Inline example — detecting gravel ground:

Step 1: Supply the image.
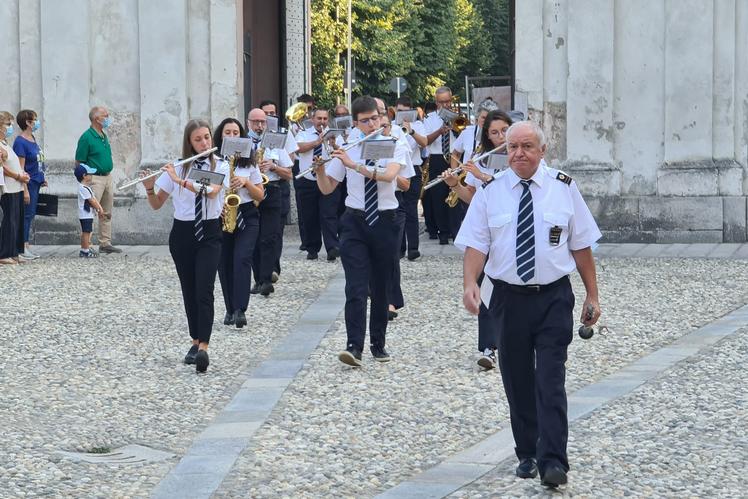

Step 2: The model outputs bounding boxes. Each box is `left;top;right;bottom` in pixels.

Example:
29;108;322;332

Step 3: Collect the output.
0;254;338;499
451;327;748;498
215;257;748;498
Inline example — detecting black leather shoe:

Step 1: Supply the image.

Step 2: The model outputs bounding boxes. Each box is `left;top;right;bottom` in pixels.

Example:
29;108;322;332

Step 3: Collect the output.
516;458;538;479
407;250;420;261
260;282;274;297
223;311;235;325
250;283;261;294
338;345;362;367
99;244;123;254
540;465;567;487
306;252;318;260
195;350;209;373
438;236;449;245
326;247;340;261
387;310;398;321
299;244;307;251
235;310;247;328
370;345;391;362
183;344;198;365
428;233;438;240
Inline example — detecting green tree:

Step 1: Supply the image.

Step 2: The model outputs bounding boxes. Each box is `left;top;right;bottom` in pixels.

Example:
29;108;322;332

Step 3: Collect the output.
311;0;348;109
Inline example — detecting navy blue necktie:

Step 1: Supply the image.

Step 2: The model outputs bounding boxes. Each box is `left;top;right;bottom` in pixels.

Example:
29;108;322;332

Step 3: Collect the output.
516;180;535;282
441;129;451;158
363;159;379;226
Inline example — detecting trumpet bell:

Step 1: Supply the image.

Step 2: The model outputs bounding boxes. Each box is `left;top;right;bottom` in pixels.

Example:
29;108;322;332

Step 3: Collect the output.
452;115;469;134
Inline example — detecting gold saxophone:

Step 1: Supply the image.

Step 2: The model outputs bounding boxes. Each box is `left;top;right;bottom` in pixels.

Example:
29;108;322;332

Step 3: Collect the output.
222;154;242;233
445;144;481;208
253;146;270;208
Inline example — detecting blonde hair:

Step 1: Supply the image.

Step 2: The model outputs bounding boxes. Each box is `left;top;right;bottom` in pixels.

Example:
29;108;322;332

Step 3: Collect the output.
0;111;13;139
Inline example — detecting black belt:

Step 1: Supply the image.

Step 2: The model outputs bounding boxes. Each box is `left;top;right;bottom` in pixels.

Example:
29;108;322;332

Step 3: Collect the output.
491;275;568;295
345;207;396;218
267;180;282;187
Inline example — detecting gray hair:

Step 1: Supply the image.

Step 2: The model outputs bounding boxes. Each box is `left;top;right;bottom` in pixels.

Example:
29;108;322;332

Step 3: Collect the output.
88;106;106;122
477;99;499;114
506;120;546;148
435;86;452;96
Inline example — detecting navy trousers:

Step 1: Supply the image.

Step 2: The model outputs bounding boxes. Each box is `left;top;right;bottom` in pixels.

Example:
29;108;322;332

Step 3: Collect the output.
400;165;421;254
219;204;259;314
252;184;282;284
488;276;575;475
425;154;450;238
339;209;399;350
296;177;340;254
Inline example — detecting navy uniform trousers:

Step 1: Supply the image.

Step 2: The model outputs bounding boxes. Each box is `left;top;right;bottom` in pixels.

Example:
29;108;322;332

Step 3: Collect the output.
476;271;499;352
219;204;260;314
388;192;407;309
488;275;575;475
400;165;421;254
339;208;399;350
252;183;282;285
170;218;222;344
291;160;307;248
425;154;450;239
296;177;340;255
276;178;291;275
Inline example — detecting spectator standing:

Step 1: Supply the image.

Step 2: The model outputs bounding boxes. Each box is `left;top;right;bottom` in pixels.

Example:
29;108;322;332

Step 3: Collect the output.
13;109;46;259
0;111;30;264
75;106;122;254
74;164;104;258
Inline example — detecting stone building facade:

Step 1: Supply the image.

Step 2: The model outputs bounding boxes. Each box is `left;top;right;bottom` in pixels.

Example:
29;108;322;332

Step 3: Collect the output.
0;0;308;244
516;0;748;242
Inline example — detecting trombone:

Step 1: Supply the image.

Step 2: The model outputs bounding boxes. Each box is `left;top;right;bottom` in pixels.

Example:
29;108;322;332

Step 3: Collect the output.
285;102;309;130
422;143;507;191
118;147;218;191
294;127;385;180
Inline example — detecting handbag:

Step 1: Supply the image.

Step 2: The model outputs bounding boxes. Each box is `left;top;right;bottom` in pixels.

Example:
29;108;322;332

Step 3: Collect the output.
36;191;58;217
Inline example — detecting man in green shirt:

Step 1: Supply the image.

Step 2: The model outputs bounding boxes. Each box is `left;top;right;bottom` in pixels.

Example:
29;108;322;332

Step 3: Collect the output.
75;106;121;253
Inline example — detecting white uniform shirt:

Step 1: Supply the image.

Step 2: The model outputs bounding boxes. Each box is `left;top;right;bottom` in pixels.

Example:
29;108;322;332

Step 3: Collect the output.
325;139;409;211
0;142;23;194
455;165;601;285
233;165;264;205
78;183;95;219
452;125;481;162
284;131;299;156
389;126;414;171
466;157;548;190
262;147;293;182
422;111;451;156
155;157;230;221
406;120;424;166
297;128;328;181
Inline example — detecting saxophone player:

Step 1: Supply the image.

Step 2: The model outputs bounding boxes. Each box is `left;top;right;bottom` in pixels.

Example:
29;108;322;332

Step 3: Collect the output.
214;118;265;328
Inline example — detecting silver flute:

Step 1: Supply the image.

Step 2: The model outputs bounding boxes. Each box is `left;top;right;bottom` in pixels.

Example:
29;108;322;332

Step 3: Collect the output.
294;127;385;180
118;147;218;190
422;143;507;191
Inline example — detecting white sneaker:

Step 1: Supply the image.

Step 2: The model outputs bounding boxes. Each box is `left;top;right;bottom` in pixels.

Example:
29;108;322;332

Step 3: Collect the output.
19;251;39;260
477;348;497;370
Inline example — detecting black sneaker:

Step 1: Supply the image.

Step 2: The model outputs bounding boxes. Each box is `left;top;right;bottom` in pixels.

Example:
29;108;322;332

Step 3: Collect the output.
235;310;247;328
183;344;198;365
407;250;421;261
540;465;567;487
438;236;449;245
326;247;340;261
370;345;391;362
516;458;538;479
250;283;261;294
477;348;497;370
428;233;438;240
338;346;362;367
387;310;398;321
195;350;210;373
223;311;235;325
306;252;318;260
259;282;274;297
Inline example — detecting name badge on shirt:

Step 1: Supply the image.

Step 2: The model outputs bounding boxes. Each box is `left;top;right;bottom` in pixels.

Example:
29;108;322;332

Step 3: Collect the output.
549;226;562;246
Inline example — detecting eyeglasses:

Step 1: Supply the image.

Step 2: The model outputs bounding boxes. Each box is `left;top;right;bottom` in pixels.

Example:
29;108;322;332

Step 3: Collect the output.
358;115;381;125
488;129;508;137
382;124;392;129
249;120;267;125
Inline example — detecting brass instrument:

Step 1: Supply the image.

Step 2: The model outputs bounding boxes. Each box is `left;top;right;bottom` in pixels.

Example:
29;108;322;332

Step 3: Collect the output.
419;160;429;200
423;143;507;191
253;146;270;207
445;170;468;208
222;154;242;233
295;127;385;180
285;102;309;130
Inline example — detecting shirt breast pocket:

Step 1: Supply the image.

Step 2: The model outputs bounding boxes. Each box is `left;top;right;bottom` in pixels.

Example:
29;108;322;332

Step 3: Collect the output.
543;212;570;248
488;213;512;240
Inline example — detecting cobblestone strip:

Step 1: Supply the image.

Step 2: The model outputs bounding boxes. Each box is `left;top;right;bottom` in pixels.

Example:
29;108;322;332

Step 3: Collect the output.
376;303;748;499
150;270;346;499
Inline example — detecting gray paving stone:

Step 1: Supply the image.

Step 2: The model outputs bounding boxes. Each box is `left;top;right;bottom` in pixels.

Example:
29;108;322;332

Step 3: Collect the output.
251;359;305;379
223;388;285;414
413;462;495;484
661;243;690;256
607;243;647;257
240;377;289;390
376;482;462;499
706;243;742;258
172;455;237;475
682;243;719;257
635;244;668;257
151;473;224;499
186;437;251;457
731;243;748;258
195;422;262;440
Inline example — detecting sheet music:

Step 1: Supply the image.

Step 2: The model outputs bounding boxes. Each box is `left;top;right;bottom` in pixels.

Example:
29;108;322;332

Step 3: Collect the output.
333;115;352;130
187;167;225;186
360;139;397;161
221;137;253;158
395;110;418;125
260;131;288;151
322;128;346;140
483;152;509;171
266;115;279;132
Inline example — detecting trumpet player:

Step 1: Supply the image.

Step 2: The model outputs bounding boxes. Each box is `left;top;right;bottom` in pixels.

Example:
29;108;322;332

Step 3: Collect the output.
213;118;264;329
141;119;229;374
442;110;513;370
295;108;341;261
315;96;409;366
394;96;425;260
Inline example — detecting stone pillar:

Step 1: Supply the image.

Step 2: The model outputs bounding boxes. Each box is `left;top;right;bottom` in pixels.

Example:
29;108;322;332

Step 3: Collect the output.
614;0;664;196
541;0;568;164
19;0;42;113
0;1;20;112
187;0;211;120
514;0;544;114
209;0;241;124
40;0;90;161
286;0;306;105
736;1;748;169
138;0;188;166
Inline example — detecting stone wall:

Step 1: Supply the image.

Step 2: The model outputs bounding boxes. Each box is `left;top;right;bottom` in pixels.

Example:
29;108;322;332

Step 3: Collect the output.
516;0;748;242
0;0;307;244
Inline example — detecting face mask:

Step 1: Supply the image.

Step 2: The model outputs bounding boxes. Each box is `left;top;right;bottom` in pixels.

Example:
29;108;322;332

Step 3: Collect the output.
102;117;112;129
32;120;41;132
4;124;13;139
248;129;259;140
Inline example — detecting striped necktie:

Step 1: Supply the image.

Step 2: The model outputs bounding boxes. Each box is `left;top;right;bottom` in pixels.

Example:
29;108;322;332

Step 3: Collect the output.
194;161;205;241
363;159;379;226
516;180;535;282
441;129;451;158
313;131;323;158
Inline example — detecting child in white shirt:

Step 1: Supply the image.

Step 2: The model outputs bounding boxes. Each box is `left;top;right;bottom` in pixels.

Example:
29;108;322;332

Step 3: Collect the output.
74;164;104;258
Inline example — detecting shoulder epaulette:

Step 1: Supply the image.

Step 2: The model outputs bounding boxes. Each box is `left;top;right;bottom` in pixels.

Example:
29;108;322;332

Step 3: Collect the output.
555;171;572;185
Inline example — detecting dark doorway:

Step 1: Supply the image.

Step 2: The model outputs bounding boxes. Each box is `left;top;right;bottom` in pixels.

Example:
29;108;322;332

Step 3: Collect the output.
243;0;285;118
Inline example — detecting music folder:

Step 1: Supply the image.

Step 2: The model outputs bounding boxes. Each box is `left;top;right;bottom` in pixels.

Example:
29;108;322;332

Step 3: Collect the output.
360;138;397;161
322;128;346;141
187;167;225;187
266;115;279;132
260;131;288;151
484;153;509;171
333;115;353;130
395;110;418;125
221;137;253;158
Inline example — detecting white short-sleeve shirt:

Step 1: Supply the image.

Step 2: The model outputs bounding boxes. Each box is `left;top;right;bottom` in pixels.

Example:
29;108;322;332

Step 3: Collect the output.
452;125;481;162
155;157;230;221
324;138;409;211
455;165;602;285
233;165;264;205
78;183;95;219
296;128;327;181
262;147;293;182
422;111;451;156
